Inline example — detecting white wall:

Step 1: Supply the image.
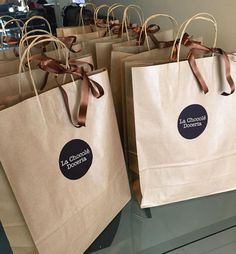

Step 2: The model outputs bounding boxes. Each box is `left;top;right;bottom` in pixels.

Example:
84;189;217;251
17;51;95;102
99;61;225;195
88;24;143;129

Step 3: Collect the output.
92;0;236;52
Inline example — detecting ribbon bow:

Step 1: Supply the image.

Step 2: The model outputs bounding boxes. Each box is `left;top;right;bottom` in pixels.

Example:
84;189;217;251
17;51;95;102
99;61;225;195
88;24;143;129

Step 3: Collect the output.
136;24;160;46
185;36;235;95
29;54;104;127
58;36;81;53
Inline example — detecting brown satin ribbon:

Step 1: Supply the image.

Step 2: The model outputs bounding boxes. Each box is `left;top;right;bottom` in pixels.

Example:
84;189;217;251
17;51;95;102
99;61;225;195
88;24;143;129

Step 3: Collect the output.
186;38;235;95
109;22;123;37
29;54;104;127
134;24;178;49
67;66;104;127
2;36;20;57
68;58;94;72
58;36;81;53
104;21;139;38
2;35;19;45
137;24;160;46
171;33;202;62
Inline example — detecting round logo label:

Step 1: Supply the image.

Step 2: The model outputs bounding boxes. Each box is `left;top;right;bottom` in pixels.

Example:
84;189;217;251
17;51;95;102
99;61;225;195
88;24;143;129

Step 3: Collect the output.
177;104;208;139
59;139;93;180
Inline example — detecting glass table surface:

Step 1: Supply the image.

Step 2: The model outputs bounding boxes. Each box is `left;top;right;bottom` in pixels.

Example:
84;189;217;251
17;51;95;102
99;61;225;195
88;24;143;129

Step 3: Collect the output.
89;190;236;254
0;190;236;253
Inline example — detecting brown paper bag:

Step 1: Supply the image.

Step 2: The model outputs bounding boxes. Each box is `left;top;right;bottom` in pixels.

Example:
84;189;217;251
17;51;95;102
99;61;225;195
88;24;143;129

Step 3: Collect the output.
130;13;235;208
0;62;130;254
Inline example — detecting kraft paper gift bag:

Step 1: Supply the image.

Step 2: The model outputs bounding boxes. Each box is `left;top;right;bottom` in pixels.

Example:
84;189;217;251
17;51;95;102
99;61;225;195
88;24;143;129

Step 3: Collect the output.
130;13;236;208
0;52;130;253
0;58;22;77
131;55;236;208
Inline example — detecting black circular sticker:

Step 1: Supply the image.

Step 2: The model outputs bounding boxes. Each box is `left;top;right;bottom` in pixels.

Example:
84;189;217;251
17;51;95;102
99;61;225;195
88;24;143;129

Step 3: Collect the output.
59;139;93;180
177;104;208;139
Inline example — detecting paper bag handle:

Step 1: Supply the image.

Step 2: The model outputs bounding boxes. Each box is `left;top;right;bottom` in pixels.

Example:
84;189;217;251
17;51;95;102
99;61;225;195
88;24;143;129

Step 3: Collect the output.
19;35;61;67
79;3;96;27
171;13;217;62
19;30;56;59
23;16;52;35
19;36;103;127
19;35;70;89
18;35;70;121
106;4;126;36
94;4;110;25
187;45;235;95
139;14;178;50
172;13;234;95
121;4;145;41
105;3;121;25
